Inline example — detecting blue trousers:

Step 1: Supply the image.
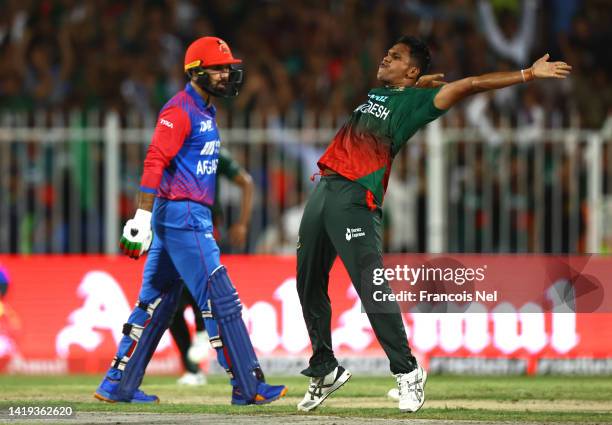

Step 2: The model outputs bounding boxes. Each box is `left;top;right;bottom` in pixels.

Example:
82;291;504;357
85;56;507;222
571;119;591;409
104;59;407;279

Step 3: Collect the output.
145;198;220;310
106;198;230;389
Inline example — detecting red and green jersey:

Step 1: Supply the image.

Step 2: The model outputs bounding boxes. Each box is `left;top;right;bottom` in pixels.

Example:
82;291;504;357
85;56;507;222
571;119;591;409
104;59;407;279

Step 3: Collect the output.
317;86;446;203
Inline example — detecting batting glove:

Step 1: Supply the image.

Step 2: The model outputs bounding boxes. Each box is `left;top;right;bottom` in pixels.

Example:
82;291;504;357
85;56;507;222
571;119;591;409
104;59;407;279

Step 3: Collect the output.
119;209;153;259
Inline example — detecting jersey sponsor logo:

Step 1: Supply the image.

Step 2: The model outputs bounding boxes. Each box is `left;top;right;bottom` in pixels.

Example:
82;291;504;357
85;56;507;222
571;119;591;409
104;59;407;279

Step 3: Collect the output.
200;120;213;133
160;118;174;128
345;227;365;241
368;94;389;103
197;139;220;175
197;159;218;175
354;100;390;120
200;140;220;156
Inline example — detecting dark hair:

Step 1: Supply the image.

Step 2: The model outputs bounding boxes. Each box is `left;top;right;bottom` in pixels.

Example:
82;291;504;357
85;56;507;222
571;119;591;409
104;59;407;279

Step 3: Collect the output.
396;36;431;76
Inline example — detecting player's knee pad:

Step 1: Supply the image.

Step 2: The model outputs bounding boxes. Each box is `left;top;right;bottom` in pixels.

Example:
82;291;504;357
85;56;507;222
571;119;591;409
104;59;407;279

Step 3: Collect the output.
108;300;158;376
107;283;182;401
208;265;263;401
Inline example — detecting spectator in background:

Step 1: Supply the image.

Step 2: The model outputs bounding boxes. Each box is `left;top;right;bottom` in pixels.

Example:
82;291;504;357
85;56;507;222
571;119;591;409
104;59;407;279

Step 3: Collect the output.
22;31;73;108
383;151;420;253
517;86;545;145
0;0;608;127
478;0;538;65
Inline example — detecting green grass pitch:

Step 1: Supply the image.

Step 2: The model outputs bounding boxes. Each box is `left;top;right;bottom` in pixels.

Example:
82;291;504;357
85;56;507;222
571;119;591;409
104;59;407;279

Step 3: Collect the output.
0;374;611;423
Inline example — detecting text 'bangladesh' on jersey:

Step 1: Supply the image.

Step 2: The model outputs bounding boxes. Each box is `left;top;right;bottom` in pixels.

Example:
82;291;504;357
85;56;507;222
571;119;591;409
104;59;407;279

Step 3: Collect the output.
140;83;221;207
317;86;446;203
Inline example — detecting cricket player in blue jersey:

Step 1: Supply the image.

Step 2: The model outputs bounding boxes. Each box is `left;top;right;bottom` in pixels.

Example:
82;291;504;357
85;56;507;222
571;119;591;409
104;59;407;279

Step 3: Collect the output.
94;36;287;405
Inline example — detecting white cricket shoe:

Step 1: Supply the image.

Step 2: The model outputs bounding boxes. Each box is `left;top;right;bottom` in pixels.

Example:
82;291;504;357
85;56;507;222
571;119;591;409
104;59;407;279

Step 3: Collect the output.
395;365;427;412
177;371;207;386
187;331;210;364
297;366;352;412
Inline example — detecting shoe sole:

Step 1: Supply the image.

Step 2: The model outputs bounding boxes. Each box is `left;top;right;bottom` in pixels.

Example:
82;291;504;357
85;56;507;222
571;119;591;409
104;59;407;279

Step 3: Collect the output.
297;369;352;412
254;386;288;405
94;392;116;403
399;368;427;413
231;386;288;406
94;391;160;404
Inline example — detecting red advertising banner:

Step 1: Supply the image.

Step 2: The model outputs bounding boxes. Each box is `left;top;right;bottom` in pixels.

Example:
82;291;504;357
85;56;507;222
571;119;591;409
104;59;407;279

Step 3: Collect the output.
0;255;611;375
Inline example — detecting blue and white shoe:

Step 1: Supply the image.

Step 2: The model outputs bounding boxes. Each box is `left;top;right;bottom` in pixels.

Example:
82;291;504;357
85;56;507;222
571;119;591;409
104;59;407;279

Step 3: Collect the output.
94;377;159;404
231;382;288;405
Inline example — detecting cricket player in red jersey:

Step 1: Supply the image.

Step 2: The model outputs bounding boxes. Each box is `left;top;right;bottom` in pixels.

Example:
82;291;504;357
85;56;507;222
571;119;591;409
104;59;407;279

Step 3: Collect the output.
94;36;286;405
296;36;571;412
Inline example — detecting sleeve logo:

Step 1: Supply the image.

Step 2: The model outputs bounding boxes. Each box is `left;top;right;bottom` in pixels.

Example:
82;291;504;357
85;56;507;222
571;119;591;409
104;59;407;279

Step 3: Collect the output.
159;118;174;128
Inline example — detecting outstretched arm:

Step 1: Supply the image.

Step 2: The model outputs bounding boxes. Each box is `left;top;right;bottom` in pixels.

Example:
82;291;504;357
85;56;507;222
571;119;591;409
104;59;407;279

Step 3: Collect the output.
433;54;571;110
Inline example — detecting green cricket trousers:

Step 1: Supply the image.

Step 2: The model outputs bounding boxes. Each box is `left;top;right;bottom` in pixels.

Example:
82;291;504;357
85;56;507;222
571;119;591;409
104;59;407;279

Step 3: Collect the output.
296;174;417;377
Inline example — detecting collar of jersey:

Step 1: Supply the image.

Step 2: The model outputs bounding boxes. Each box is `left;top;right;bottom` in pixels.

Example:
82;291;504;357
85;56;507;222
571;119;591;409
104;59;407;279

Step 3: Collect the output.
185;83;216;115
377;85;409;92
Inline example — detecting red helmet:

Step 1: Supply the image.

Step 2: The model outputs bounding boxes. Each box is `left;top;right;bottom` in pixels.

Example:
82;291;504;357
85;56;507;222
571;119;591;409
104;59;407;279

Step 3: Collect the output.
184;36;242;71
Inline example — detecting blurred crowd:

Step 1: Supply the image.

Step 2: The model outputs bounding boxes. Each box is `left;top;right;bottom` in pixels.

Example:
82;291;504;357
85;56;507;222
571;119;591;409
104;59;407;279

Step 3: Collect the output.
1;0;610;126
1;0;611;255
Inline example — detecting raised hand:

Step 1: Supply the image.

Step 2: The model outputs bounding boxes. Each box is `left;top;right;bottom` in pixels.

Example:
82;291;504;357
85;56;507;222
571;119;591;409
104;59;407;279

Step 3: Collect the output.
531;54;572;79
